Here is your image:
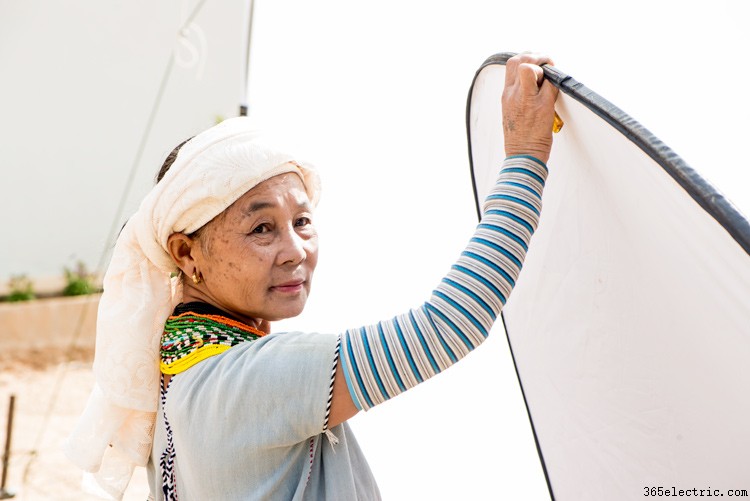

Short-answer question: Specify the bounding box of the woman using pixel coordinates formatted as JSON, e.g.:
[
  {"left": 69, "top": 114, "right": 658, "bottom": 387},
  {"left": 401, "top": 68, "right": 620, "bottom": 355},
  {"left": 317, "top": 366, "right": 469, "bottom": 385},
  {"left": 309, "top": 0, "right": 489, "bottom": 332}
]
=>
[{"left": 65, "top": 52, "right": 558, "bottom": 500}]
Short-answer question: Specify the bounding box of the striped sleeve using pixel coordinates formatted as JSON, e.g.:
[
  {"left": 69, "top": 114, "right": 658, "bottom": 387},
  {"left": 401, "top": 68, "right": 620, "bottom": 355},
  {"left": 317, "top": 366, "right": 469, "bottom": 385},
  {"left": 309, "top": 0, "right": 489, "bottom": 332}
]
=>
[{"left": 340, "top": 155, "right": 548, "bottom": 410}]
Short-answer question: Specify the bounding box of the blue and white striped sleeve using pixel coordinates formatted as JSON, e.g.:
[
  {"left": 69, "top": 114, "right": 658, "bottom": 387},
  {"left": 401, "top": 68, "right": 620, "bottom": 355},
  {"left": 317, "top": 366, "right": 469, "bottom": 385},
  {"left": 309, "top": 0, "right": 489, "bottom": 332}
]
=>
[{"left": 339, "top": 155, "right": 547, "bottom": 410}]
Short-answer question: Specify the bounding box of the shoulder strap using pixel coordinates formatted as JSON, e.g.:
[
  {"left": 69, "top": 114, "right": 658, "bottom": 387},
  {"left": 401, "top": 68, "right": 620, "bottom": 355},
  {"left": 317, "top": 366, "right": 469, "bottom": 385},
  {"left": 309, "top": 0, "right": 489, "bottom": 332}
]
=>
[{"left": 159, "top": 375, "right": 178, "bottom": 501}]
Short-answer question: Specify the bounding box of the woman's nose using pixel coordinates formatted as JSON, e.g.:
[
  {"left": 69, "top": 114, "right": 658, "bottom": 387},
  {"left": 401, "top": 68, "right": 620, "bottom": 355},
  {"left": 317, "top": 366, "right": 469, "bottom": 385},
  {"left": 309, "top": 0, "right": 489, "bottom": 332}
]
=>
[{"left": 277, "top": 226, "right": 307, "bottom": 265}]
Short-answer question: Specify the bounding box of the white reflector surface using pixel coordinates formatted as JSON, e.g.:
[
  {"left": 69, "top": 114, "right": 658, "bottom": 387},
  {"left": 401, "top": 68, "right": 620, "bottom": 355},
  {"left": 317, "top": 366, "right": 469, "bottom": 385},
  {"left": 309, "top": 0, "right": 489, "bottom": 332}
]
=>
[{"left": 469, "top": 59, "right": 750, "bottom": 500}]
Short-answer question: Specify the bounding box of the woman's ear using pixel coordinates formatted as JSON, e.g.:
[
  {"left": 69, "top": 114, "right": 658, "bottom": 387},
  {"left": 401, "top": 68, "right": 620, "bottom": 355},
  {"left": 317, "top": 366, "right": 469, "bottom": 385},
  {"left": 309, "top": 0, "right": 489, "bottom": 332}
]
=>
[{"left": 167, "top": 233, "right": 198, "bottom": 275}]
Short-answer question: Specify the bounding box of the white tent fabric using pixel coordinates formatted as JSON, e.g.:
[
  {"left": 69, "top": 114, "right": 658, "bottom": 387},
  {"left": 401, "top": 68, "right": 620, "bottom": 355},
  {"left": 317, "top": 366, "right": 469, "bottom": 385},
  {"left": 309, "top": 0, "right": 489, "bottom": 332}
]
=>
[
  {"left": 468, "top": 54, "right": 750, "bottom": 500},
  {"left": 0, "top": 1, "right": 249, "bottom": 281}
]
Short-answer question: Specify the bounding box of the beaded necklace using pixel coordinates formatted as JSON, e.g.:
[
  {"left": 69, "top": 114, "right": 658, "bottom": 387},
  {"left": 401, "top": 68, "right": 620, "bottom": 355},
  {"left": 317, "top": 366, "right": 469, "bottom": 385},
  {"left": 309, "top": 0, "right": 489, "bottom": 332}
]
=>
[{"left": 160, "top": 303, "right": 267, "bottom": 375}]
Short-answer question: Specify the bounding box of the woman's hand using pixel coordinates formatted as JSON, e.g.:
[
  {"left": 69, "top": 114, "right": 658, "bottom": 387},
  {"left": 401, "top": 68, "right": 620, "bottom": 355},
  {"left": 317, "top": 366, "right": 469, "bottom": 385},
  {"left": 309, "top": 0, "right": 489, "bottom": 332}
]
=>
[{"left": 502, "top": 52, "right": 559, "bottom": 164}]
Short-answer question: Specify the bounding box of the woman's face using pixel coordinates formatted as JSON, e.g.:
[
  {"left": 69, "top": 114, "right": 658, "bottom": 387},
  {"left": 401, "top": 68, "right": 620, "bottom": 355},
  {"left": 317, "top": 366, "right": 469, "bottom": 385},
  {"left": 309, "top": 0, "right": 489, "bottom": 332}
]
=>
[{"left": 185, "top": 172, "right": 318, "bottom": 323}]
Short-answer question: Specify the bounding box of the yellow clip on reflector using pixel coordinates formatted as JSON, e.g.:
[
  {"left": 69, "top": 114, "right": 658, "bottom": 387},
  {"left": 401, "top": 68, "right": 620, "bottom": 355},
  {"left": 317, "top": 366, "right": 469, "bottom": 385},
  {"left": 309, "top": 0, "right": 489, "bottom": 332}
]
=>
[{"left": 553, "top": 111, "right": 564, "bottom": 133}]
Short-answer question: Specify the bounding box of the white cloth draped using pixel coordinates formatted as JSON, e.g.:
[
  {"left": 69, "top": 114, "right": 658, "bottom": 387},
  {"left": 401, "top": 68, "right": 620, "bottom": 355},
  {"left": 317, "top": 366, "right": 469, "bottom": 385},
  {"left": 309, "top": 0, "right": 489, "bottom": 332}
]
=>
[{"left": 64, "top": 117, "right": 320, "bottom": 499}]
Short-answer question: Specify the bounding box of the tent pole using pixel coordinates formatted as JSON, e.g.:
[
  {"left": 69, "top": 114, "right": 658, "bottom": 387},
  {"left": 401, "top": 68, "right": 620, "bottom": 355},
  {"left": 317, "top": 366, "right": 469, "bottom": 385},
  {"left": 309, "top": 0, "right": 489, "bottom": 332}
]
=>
[{"left": 240, "top": 0, "right": 256, "bottom": 117}]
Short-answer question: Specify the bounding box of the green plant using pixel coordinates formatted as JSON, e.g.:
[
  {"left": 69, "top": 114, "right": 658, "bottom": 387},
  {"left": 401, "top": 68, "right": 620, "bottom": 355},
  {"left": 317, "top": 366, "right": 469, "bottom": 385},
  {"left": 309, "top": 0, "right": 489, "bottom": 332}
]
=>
[
  {"left": 6, "top": 274, "right": 36, "bottom": 302},
  {"left": 63, "top": 262, "right": 96, "bottom": 296}
]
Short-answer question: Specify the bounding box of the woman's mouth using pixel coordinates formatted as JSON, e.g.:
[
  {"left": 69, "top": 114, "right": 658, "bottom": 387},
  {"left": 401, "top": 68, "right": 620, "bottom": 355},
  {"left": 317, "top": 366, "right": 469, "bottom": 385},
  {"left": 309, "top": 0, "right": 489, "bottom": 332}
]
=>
[{"left": 271, "top": 280, "right": 305, "bottom": 294}]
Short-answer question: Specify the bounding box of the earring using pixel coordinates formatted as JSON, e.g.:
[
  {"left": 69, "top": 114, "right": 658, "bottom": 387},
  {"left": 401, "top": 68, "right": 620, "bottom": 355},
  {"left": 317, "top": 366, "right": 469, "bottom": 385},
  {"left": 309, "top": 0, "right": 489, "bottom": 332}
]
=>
[{"left": 191, "top": 270, "right": 203, "bottom": 284}]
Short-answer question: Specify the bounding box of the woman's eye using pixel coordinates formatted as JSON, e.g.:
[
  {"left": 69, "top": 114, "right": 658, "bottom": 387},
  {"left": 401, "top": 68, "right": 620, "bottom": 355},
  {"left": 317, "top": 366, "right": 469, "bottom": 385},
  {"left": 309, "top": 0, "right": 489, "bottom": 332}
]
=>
[
  {"left": 295, "top": 217, "right": 311, "bottom": 227},
  {"left": 251, "top": 224, "right": 270, "bottom": 234}
]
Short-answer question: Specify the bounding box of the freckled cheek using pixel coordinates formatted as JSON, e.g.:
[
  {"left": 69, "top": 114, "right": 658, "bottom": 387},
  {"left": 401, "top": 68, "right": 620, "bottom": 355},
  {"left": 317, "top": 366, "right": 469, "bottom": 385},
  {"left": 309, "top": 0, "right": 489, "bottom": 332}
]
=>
[
  {"left": 206, "top": 258, "right": 233, "bottom": 284},
  {"left": 233, "top": 248, "right": 277, "bottom": 289},
  {"left": 226, "top": 259, "right": 243, "bottom": 272}
]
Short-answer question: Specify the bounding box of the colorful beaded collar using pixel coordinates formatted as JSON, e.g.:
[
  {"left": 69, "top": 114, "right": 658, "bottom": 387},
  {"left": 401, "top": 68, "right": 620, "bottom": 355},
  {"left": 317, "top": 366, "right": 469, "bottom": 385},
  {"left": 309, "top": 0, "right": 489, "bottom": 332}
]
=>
[{"left": 160, "top": 302, "right": 267, "bottom": 375}]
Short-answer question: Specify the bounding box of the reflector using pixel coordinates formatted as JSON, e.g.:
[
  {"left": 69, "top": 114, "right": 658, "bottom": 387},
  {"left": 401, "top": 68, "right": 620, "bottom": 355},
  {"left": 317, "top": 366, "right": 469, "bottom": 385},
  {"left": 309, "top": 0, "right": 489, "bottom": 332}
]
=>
[{"left": 467, "top": 53, "right": 750, "bottom": 500}]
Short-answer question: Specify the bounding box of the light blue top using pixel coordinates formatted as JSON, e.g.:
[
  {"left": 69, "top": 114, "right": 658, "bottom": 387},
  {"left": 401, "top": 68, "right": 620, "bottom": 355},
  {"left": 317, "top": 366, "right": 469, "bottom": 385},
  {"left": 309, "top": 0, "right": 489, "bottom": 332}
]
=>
[{"left": 147, "top": 331, "right": 381, "bottom": 500}]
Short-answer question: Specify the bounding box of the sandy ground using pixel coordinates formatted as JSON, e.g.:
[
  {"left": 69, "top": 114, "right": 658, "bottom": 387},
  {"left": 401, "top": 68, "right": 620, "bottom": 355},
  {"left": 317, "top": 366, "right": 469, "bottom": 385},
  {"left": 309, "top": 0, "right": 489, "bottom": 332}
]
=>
[{"left": 0, "top": 354, "right": 149, "bottom": 500}]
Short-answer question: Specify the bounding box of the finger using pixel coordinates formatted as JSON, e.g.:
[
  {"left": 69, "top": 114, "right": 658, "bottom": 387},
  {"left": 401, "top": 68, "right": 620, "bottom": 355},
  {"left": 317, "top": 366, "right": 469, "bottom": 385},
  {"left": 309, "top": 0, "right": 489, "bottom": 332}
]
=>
[
  {"left": 512, "top": 52, "right": 554, "bottom": 68},
  {"left": 518, "top": 63, "right": 545, "bottom": 94},
  {"left": 539, "top": 76, "right": 560, "bottom": 102}
]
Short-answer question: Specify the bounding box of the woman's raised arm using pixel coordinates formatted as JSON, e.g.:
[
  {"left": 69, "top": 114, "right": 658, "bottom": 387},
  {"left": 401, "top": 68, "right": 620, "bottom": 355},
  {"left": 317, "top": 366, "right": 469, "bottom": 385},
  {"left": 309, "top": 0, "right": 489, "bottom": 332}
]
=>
[{"left": 327, "top": 53, "right": 559, "bottom": 428}]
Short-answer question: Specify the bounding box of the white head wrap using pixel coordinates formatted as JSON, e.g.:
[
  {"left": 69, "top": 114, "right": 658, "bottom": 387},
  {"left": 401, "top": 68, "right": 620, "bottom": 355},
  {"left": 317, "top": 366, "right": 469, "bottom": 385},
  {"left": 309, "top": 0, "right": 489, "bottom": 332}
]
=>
[{"left": 64, "top": 117, "right": 320, "bottom": 498}]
